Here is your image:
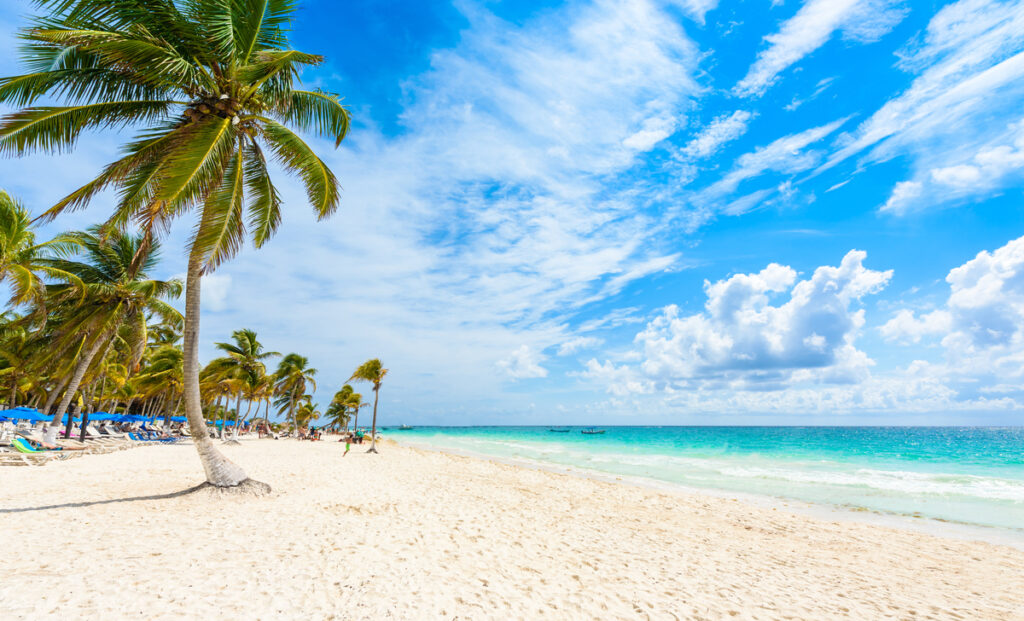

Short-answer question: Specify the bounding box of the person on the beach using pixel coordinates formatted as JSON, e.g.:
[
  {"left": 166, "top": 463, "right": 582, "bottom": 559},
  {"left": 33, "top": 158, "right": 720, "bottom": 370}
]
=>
[{"left": 343, "top": 434, "right": 351, "bottom": 457}]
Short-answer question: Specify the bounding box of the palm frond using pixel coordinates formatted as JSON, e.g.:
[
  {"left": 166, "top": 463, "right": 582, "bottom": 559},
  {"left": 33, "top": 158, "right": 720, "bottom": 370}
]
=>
[
  {"left": 259, "top": 120, "right": 338, "bottom": 218},
  {"left": 194, "top": 142, "right": 246, "bottom": 272},
  {"left": 276, "top": 88, "right": 349, "bottom": 146},
  {"left": 243, "top": 140, "right": 281, "bottom": 248},
  {"left": 0, "top": 100, "right": 175, "bottom": 155}
]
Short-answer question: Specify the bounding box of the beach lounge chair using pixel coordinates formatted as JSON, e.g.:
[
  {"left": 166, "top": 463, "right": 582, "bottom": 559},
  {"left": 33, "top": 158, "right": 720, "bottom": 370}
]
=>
[{"left": 10, "top": 437, "right": 67, "bottom": 460}]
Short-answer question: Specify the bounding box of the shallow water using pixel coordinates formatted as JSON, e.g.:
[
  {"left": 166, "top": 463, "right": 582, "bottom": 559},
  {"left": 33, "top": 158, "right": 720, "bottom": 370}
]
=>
[{"left": 392, "top": 426, "right": 1024, "bottom": 530}]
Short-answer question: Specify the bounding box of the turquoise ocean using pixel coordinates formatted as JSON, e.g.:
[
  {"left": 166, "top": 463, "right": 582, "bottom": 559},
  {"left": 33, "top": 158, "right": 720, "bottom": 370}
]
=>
[{"left": 390, "top": 426, "right": 1024, "bottom": 531}]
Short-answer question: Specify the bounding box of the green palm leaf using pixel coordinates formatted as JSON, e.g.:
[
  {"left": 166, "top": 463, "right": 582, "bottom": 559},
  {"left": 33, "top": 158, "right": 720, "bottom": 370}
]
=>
[
  {"left": 0, "top": 100, "right": 174, "bottom": 154},
  {"left": 260, "top": 120, "right": 338, "bottom": 218}
]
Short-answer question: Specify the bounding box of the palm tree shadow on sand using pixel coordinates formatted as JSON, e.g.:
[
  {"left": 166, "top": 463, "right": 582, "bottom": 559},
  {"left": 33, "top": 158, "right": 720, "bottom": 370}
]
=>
[{"left": 0, "top": 480, "right": 271, "bottom": 514}]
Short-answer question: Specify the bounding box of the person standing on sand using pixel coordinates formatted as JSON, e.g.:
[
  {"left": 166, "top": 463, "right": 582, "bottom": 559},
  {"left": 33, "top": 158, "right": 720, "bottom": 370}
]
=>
[{"left": 344, "top": 434, "right": 352, "bottom": 457}]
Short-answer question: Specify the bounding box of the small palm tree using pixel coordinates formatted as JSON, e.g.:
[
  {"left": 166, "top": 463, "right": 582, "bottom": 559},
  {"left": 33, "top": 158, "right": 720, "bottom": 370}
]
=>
[
  {"left": 349, "top": 358, "right": 387, "bottom": 453},
  {"left": 1, "top": 0, "right": 350, "bottom": 488}
]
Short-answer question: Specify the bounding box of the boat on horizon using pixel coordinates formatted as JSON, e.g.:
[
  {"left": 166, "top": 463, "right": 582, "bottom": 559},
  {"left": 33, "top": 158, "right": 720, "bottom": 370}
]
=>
[
  {"left": 398, "top": 425, "right": 413, "bottom": 430},
  {"left": 548, "top": 428, "right": 571, "bottom": 432},
  {"left": 581, "top": 427, "right": 606, "bottom": 435}
]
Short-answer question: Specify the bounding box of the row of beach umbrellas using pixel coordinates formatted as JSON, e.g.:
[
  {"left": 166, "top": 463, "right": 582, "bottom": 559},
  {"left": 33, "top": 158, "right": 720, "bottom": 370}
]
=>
[{"left": 0, "top": 406, "right": 188, "bottom": 424}]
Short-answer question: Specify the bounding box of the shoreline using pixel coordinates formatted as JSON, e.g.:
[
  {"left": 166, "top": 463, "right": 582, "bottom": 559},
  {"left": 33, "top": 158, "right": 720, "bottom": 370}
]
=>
[{"left": 395, "top": 438, "right": 1024, "bottom": 552}]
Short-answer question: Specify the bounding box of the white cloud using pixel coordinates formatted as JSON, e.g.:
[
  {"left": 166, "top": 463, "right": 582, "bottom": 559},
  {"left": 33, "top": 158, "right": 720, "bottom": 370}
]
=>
[
  {"left": 681, "top": 110, "right": 754, "bottom": 159},
  {"left": 879, "top": 180, "right": 922, "bottom": 214},
  {"left": 580, "top": 359, "right": 655, "bottom": 396},
  {"left": 700, "top": 117, "right": 848, "bottom": 202},
  {"left": 497, "top": 345, "right": 549, "bottom": 379},
  {"left": 880, "top": 118, "right": 1024, "bottom": 213},
  {"left": 879, "top": 309, "right": 952, "bottom": 343},
  {"left": 877, "top": 234, "right": 1024, "bottom": 404},
  {"left": 663, "top": 0, "right": 720, "bottom": 24},
  {"left": 557, "top": 336, "right": 604, "bottom": 356},
  {"left": 734, "top": 0, "right": 906, "bottom": 97},
  {"left": 633, "top": 250, "right": 891, "bottom": 386},
  {"left": 820, "top": 0, "right": 1024, "bottom": 212},
  {"left": 201, "top": 273, "right": 232, "bottom": 313}
]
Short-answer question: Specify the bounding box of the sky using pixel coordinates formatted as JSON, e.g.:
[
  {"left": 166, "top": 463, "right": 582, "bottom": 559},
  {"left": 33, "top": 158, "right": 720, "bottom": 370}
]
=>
[{"left": 2, "top": 0, "right": 1024, "bottom": 425}]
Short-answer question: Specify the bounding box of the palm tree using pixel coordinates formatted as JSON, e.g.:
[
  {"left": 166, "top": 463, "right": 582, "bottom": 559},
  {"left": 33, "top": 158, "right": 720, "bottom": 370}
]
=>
[
  {"left": 1, "top": 0, "right": 349, "bottom": 488},
  {"left": 274, "top": 353, "right": 317, "bottom": 434},
  {"left": 38, "top": 227, "right": 182, "bottom": 442},
  {"left": 294, "top": 396, "right": 319, "bottom": 432},
  {"left": 213, "top": 328, "right": 277, "bottom": 442},
  {"left": 349, "top": 358, "right": 388, "bottom": 453},
  {"left": 0, "top": 190, "right": 80, "bottom": 309}
]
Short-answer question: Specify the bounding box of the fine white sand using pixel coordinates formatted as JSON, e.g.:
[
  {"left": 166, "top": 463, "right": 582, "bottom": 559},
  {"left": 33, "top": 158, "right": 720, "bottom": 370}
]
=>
[{"left": 2, "top": 439, "right": 1023, "bottom": 620}]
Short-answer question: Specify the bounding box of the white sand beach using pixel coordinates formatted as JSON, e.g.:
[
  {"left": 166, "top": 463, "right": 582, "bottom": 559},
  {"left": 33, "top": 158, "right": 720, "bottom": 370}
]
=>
[{"left": 2, "top": 439, "right": 1023, "bottom": 620}]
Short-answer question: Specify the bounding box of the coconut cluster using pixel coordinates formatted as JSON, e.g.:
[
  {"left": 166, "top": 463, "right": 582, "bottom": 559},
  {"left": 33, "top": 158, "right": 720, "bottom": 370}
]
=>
[{"left": 184, "top": 93, "right": 243, "bottom": 125}]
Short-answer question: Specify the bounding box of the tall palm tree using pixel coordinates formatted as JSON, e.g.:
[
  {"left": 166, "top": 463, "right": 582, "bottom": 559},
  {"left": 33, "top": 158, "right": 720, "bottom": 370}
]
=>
[
  {"left": 274, "top": 353, "right": 316, "bottom": 434},
  {"left": 0, "top": 0, "right": 349, "bottom": 488},
  {"left": 349, "top": 358, "right": 387, "bottom": 453},
  {"left": 38, "top": 227, "right": 182, "bottom": 441},
  {"left": 0, "top": 190, "right": 80, "bottom": 309}
]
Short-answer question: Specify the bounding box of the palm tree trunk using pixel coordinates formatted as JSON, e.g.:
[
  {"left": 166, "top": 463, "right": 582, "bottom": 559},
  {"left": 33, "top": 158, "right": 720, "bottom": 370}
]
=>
[
  {"left": 167, "top": 394, "right": 182, "bottom": 426},
  {"left": 288, "top": 394, "right": 297, "bottom": 437},
  {"left": 42, "top": 373, "right": 71, "bottom": 418},
  {"left": 45, "top": 332, "right": 109, "bottom": 443},
  {"left": 182, "top": 255, "right": 249, "bottom": 488},
  {"left": 264, "top": 399, "right": 271, "bottom": 436},
  {"left": 367, "top": 386, "right": 380, "bottom": 453},
  {"left": 231, "top": 398, "right": 252, "bottom": 441}
]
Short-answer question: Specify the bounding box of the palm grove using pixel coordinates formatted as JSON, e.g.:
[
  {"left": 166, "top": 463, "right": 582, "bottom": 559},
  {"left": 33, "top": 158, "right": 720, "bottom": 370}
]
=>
[{"left": 0, "top": 0, "right": 388, "bottom": 489}]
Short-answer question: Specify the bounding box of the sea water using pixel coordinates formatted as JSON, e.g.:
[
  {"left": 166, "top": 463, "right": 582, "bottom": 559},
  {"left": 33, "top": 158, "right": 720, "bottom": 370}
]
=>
[{"left": 392, "top": 426, "right": 1024, "bottom": 530}]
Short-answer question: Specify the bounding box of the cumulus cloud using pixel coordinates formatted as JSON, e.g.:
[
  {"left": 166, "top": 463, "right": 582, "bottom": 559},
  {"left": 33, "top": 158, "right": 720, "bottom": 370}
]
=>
[
  {"left": 734, "top": 0, "right": 906, "bottom": 97},
  {"left": 876, "top": 234, "right": 1024, "bottom": 405},
  {"left": 879, "top": 309, "right": 952, "bottom": 343},
  {"left": 580, "top": 359, "right": 655, "bottom": 396},
  {"left": 895, "top": 235, "right": 1024, "bottom": 358},
  {"left": 633, "top": 250, "right": 891, "bottom": 387},
  {"left": 497, "top": 345, "right": 549, "bottom": 379}
]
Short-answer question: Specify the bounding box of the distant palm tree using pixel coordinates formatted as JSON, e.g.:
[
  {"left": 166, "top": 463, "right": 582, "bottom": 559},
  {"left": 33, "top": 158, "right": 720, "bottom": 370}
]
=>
[
  {"left": 213, "top": 328, "right": 278, "bottom": 442},
  {"left": 0, "top": 0, "right": 349, "bottom": 488},
  {"left": 274, "top": 353, "right": 317, "bottom": 434},
  {"left": 349, "top": 358, "right": 388, "bottom": 453}
]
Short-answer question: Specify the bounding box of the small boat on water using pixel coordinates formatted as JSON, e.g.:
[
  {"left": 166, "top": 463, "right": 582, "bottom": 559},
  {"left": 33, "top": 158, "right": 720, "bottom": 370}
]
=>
[
  {"left": 581, "top": 427, "right": 606, "bottom": 435},
  {"left": 548, "top": 428, "right": 571, "bottom": 433},
  {"left": 398, "top": 425, "right": 413, "bottom": 430}
]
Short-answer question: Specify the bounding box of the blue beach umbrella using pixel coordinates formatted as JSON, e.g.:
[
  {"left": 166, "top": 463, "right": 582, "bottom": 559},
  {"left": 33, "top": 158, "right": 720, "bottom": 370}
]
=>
[{"left": 0, "top": 407, "right": 49, "bottom": 422}]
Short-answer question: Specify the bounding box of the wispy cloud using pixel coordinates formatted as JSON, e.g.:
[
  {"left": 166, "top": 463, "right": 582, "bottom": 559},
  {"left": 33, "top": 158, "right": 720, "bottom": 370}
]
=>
[
  {"left": 681, "top": 110, "right": 755, "bottom": 159},
  {"left": 734, "top": 0, "right": 906, "bottom": 98}
]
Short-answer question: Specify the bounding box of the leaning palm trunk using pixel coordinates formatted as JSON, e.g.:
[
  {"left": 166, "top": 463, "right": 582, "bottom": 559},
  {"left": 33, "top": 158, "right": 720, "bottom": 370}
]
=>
[
  {"left": 182, "top": 257, "right": 250, "bottom": 487},
  {"left": 45, "top": 331, "right": 109, "bottom": 443},
  {"left": 367, "top": 387, "right": 380, "bottom": 453},
  {"left": 41, "top": 374, "right": 71, "bottom": 419}
]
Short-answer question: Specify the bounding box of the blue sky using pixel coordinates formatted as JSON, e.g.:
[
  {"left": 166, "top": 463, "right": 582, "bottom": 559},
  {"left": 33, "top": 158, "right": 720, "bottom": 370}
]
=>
[{"left": 2, "top": 0, "right": 1024, "bottom": 424}]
